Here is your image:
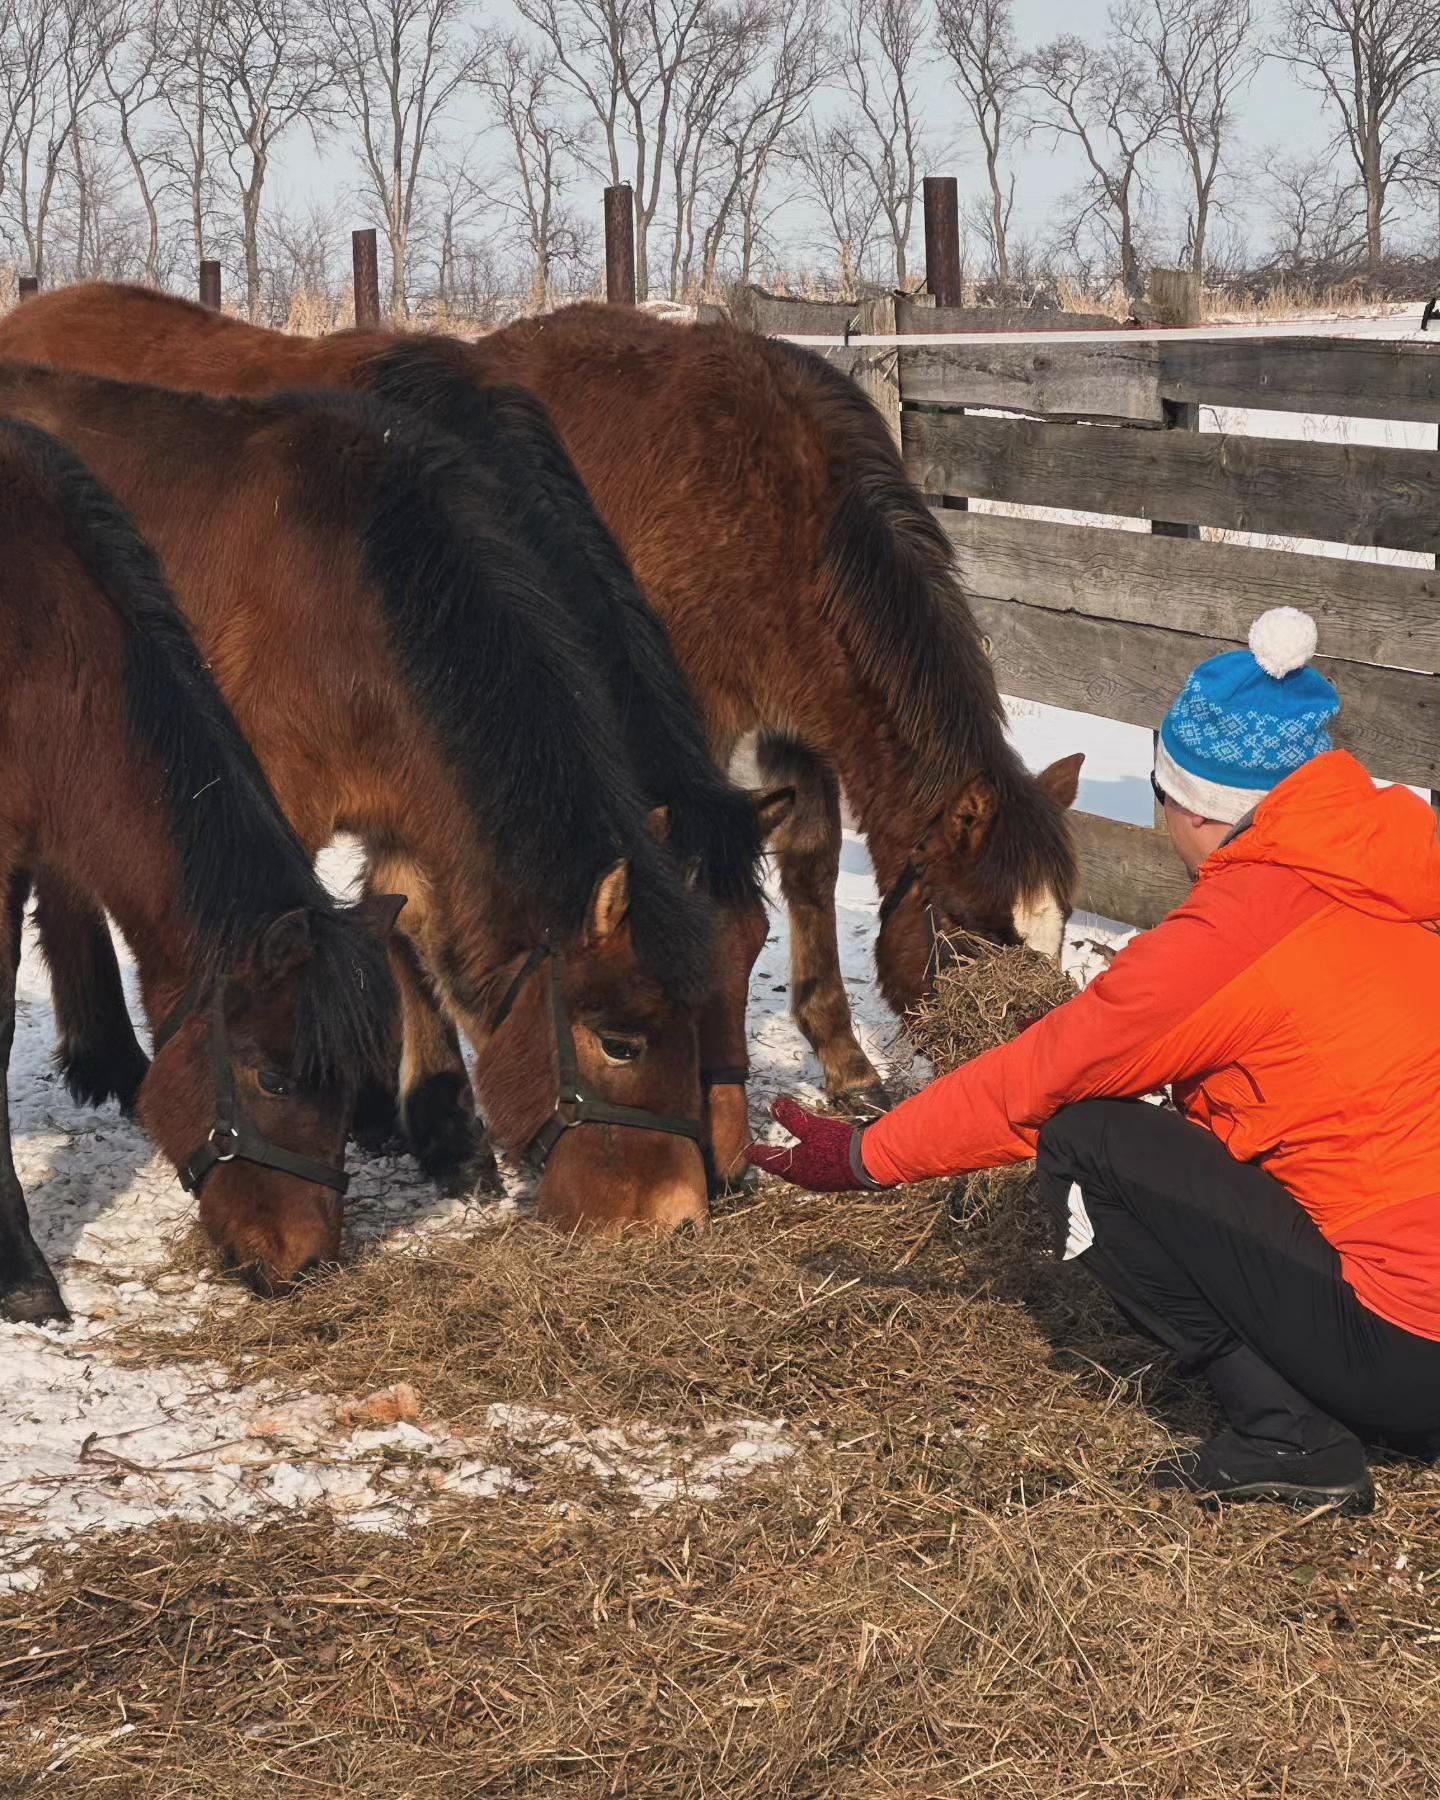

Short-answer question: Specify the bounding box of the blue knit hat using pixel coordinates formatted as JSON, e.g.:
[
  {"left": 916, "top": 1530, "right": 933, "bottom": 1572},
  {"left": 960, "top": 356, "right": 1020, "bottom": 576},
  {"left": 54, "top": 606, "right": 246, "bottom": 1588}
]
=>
[{"left": 1155, "top": 608, "right": 1340, "bottom": 824}]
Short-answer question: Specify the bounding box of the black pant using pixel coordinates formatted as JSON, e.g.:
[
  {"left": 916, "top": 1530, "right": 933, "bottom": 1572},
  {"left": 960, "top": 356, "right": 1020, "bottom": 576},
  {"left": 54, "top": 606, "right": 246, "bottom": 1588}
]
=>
[{"left": 1036, "top": 1100, "right": 1440, "bottom": 1453}]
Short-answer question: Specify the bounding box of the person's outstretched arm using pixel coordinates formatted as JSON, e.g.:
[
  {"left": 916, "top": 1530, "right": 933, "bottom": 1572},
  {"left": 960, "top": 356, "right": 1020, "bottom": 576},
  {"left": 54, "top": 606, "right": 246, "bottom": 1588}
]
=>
[{"left": 752, "top": 866, "right": 1294, "bottom": 1191}]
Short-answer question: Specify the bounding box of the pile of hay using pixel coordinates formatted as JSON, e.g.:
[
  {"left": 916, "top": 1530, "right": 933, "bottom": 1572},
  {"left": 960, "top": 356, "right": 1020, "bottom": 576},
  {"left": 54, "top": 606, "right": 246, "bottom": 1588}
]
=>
[{"left": 901, "top": 931, "right": 1077, "bottom": 1224}]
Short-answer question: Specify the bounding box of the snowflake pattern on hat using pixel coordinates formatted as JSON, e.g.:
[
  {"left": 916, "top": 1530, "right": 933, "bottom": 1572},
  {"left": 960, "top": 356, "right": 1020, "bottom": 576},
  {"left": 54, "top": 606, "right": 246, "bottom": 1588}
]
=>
[{"left": 1169, "top": 687, "right": 1333, "bottom": 772}]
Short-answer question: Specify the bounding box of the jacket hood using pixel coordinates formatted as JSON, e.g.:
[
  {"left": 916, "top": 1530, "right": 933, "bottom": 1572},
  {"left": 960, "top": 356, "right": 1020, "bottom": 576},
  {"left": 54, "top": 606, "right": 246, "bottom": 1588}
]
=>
[{"left": 1207, "top": 751, "right": 1440, "bottom": 924}]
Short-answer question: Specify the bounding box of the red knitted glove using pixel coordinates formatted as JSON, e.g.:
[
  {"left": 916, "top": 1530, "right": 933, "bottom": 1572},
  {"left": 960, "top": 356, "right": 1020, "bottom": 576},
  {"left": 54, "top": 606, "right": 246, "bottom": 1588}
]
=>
[{"left": 746, "top": 1096, "right": 886, "bottom": 1193}]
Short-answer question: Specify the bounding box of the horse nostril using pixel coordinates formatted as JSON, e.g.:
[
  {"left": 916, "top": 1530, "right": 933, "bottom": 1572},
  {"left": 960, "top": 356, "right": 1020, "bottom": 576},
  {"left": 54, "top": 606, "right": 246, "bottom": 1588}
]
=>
[{"left": 235, "top": 1259, "right": 277, "bottom": 1300}]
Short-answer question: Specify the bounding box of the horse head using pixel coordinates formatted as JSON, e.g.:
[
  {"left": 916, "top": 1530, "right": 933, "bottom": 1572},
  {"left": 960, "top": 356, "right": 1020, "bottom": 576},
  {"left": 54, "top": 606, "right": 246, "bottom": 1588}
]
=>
[
  {"left": 875, "top": 754, "right": 1084, "bottom": 1013},
  {"left": 139, "top": 897, "right": 399, "bottom": 1293}
]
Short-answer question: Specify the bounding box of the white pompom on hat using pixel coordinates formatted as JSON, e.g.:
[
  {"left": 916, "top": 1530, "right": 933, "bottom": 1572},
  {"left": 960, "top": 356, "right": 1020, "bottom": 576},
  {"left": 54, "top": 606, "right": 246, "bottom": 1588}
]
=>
[{"left": 1248, "top": 606, "right": 1319, "bottom": 680}]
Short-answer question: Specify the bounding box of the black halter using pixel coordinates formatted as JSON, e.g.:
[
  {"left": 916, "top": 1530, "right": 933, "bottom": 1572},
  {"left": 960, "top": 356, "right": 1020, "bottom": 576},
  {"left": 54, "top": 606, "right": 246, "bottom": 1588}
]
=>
[
  {"left": 877, "top": 861, "right": 950, "bottom": 981},
  {"left": 488, "top": 943, "right": 709, "bottom": 1178},
  {"left": 151, "top": 976, "right": 351, "bottom": 1199}
]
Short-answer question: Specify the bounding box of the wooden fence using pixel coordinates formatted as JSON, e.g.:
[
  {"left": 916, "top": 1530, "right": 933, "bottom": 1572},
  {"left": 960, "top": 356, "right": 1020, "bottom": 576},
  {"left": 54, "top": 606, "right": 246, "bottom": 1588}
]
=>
[{"left": 755, "top": 298, "right": 1440, "bottom": 929}]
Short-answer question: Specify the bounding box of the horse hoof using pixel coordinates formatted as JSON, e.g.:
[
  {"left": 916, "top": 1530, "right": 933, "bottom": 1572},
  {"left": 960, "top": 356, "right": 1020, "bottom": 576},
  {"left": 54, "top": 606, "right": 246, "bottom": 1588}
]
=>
[
  {"left": 1, "top": 1273, "right": 70, "bottom": 1327},
  {"left": 716, "top": 1166, "right": 760, "bottom": 1201},
  {"left": 830, "top": 1082, "right": 892, "bottom": 1122}
]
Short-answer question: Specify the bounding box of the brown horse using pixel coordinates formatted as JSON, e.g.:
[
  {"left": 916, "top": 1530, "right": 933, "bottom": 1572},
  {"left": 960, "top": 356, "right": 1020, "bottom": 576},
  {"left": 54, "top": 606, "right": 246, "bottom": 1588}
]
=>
[
  {"left": 0, "top": 360, "right": 736, "bottom": 1238},
  {"left": 0, "top": 286, "right": 1081, "bottom": 1170},
  {"left": 0, "top": 415, "right": 397, "bottom": 1322}
]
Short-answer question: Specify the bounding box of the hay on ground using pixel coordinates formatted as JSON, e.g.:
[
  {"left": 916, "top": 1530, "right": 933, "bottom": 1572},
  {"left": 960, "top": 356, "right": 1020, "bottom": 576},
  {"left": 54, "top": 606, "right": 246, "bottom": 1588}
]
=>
[{"left": 6, "top": 933, "right": 1439, "bottom": 1796}]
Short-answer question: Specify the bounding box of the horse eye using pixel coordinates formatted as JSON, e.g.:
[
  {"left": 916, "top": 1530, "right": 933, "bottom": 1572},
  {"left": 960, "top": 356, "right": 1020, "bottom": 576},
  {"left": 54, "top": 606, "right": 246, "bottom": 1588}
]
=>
[
  {"left": 598, "top": 1035, "right": 643, "bottom": 1064},
  {"left": 257, "top": 1069, "right": 290, "bottom": 1096}
]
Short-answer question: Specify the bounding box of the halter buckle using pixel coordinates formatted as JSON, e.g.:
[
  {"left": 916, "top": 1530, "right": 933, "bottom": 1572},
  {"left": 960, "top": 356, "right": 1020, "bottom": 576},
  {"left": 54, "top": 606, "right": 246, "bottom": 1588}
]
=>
[{"left": 208, "top": 1123, "right": 241, "bottom": 1162}]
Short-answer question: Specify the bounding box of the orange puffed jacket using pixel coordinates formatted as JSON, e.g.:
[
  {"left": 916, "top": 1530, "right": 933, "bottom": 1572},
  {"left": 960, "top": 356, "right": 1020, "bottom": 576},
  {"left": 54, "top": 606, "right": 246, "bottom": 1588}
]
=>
[{"left": 862, "top": 751, "right": 1440, "bottom": 1342}]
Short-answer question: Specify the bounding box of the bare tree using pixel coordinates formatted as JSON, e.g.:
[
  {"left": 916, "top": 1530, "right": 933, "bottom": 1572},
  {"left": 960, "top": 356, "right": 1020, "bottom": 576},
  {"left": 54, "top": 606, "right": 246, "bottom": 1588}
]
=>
[
  {"left": 1261, "top": 150, "right": 1367, "bottom": 268},
  {"left": 836, "top": 0, "right": 927, "bottom": 288},
  {"left": 1115, "top": 0, "right": 1258, "bottom": 280},
  {"left": 207, "top": 0, "right": 336, "bottom": 318},
  {"left": 479, "top": 37, "right": 591, "bottom": 306},
  {"left": 1026, "top": 31, "right": 1166, "bottom": 297},
  {"left": 155, "top": 0, "right": 225, "bottom": 274},
  {"left": 0, "top": 0, "right": 118, "bottom": 281},
  {"left": 935, "top": 0, "right": 1022, "bottom": 287},
  {"left": 99, "top": 0, "right": 169, "bottom": 283},
  {"left": 700, "top": 0, "right": 831, "bottom": 292},
  {"left": 515, "top": 0, "right": 713, "bottom": 299},
  {"left": 322, "top": 0, "right": 484, "bottom": 315},
  {"left": 1276, "top": 0, "right": 1440, "bottom": 274},
  {"left": 795, "top": 115, "right": 886, "bottom": 291}
]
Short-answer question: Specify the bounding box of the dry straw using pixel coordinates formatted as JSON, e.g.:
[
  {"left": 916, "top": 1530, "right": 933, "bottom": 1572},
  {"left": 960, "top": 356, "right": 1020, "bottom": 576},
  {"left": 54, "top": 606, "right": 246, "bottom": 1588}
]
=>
[{"left": 4, "top": 941, "right": 1439, "bottom": 1796}]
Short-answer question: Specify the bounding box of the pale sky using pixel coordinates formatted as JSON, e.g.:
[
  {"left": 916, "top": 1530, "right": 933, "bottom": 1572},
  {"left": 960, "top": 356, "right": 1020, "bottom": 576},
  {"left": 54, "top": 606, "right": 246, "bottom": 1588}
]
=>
[{"left": 277, "top": 0, "right": 1355, "bottom": 283}]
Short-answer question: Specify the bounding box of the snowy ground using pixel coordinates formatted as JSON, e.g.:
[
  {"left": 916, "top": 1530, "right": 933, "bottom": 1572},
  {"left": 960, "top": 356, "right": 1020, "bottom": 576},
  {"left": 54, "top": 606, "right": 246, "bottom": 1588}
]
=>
[{"left": 0, "top": 795, "right": 1128, "bottom": 1596}]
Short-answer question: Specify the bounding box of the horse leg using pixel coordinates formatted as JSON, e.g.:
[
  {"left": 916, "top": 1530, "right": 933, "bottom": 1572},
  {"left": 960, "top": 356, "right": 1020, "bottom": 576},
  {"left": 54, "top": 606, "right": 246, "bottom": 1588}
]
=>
[
  {"left": 755, "top": 737, "right": 889, "bottom": 1115},
  {"left": 361, "top": 856, "right": 501, "bottom": 1195},
  {"left": 32, "top": 872, "right": 149, "bottom": 1113},
  {"left": 0, "top": 872, "right": 68, "bottom": 1324},
  {"left": 701, "top": 896, "right": 769, "bottom": 1194},
  {"left": 392, "top": 932, "right": 500, "bottom": 1195}
]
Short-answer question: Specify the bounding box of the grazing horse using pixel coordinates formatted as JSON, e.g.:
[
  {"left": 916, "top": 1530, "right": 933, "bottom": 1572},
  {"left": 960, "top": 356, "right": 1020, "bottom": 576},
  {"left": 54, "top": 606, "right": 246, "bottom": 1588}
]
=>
[
  {"left": 0, "top": 416, "right": 397, "bottom": 1321},
  {"left": 0, "top": 361, "right": 733, "bottom": 1234},
  {"left": 0, "top": 286, "right": 1081, "bottom": 1169}
]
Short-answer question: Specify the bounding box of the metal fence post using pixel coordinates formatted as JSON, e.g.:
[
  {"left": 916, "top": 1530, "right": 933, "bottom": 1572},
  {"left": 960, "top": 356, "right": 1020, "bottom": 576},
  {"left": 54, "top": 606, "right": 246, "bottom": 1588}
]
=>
[
  {"left": 199, "top": 260, "right": 222, "bottom": 310},
  {"left": 17, "top": 275, "right": 38, "bottom": 300}
]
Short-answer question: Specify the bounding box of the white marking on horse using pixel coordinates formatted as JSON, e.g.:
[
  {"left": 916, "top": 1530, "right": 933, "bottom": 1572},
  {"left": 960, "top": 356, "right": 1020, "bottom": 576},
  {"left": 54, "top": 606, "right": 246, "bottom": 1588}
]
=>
[{"left": 1013, "top": 891, "right": 1065, "bottom": 961}]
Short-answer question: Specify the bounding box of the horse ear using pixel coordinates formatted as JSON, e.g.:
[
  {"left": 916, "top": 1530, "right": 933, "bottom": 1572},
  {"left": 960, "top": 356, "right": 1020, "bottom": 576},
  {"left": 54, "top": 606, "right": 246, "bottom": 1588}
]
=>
[
  {"left": 1038, "top": 753, "right": 1084, "bottom": 810},
  {"left": 753, "top": 785, "right": 796, "bottom": 836},
  {"left": 919, "top": 776, "right": 997, "bottom": 860},
  {"left": 258, "top": 908, "right": 313, "bottom": 982},
  {"left": 586, "top": 859, "right": 631, "bottom": 944},
  {"left": 356, "top": 892, "right": 407, "bottom": 940},
  {"left": 645, "top": 805, "right": 671, "bottom": 842}
]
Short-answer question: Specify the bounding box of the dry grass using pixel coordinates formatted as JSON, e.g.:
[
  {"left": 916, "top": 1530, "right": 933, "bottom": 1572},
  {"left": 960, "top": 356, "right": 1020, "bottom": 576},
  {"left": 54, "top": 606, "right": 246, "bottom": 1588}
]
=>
[{"left": 4, "top": 948, "right": 1439, "bottom": 1796}]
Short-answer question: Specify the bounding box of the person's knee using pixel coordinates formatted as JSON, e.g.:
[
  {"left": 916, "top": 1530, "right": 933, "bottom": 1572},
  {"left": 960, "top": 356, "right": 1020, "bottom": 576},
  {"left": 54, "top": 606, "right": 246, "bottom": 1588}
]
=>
[{"left": 1037, "top": 1099, "right": 1126, "bottom": 1179}]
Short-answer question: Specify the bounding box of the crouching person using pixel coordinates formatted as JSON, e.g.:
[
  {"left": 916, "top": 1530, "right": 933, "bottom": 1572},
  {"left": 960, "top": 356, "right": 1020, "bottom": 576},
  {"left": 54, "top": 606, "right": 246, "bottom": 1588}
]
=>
[{"left": 751, "top": 609, "right": 1440, "bottom": 1514}]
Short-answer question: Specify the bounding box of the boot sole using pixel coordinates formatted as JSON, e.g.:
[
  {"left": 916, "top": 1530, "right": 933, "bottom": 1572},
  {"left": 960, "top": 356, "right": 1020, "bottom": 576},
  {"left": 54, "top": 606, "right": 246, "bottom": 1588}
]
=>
[{"left": 1195, "top": 1477, "right": 1375, "bottom": 1517}]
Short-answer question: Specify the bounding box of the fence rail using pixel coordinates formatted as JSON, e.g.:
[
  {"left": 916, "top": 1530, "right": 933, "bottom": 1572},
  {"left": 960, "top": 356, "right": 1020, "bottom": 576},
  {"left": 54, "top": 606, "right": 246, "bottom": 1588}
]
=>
[{"left": 734, "top": 283, "right": 1440, "bottom": 931}]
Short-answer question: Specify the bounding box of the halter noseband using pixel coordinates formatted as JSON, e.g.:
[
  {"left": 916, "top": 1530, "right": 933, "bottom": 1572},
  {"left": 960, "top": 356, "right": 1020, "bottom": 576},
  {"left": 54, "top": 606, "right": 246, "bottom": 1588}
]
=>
[
  {"left": 877, "top": 860, "right": 949, "bottom": 981},
  {"left": 152, "top": 977, "right": 351, "bottom": 1199},
  {"left": 488, "top": 943, "right": 709, "bottom": 1178}
]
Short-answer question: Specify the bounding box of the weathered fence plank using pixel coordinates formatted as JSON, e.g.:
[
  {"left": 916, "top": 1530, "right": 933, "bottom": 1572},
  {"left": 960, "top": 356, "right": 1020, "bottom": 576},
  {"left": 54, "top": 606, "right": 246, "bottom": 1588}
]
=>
[
  {"left": 1074, "top": 813, "right": 1190, "bottom": 929},
  {"left": 1159, "top": 337, "right": 1440, "bottom": 425},
  {"left": 904, "top": 410, "right": 1440, "bottom": 553},
  {"left": 899, "top": 340, "right": 1163, "bottom": 423},
  {"left": 973, "top": 597, "right": 1440, "bottom": 787},
  {"left": 936, "top": 510, "right": 1440, "bottom": 673},
  {"left": 893, "top": 297, "right": 1120, "bottom": 334}
]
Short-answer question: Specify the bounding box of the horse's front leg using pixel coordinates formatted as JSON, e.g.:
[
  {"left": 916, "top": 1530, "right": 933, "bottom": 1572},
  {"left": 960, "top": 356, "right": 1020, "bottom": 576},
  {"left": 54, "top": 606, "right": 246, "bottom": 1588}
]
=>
[
  {"left": 0, "top": 870, "right": 68, "bottom": 1323},
  {"left": 362, "top": 858, "right": 501, "bottom": 1196},
  {"left": 700, "top": 896, "right": 770, "bottom": 1193},
  {"left": 756, "top": 739, "right": 889, "bottom": 1117},
  {"left": 32, "top": 872, "right": 149, "bottom": 1113}
]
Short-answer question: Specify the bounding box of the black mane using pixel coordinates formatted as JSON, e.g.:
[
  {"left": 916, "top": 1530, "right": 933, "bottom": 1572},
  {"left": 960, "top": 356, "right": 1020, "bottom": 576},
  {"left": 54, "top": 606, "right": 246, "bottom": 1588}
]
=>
[
  {"left": 359, "top": 338, "right": 763, "bottom": 908},
  {"left": 0, "top": 414, "right": 394, "bottom": 1084},
  {"left": 767, "top": 339, "right": 1077, "bottom": 902},
  {"left": 270, "top": 386, "right": 717, "bottom": 1005}
]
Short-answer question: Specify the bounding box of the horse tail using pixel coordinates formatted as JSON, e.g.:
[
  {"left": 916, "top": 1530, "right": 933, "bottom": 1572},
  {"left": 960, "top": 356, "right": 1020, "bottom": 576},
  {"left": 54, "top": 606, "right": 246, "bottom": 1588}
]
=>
[{"left": 360, "top": 339, "right": 765, "bottom": 908}]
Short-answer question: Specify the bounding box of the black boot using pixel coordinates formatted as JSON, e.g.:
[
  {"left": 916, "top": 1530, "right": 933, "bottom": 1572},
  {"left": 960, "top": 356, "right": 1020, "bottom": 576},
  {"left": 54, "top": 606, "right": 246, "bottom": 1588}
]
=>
[
  {"left": 1153, "top": 1344, "right": 1374, "bottom": 1514},
  {"left": 1152, "top": 1429, "right": 1374, "bottom": 1513}
]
